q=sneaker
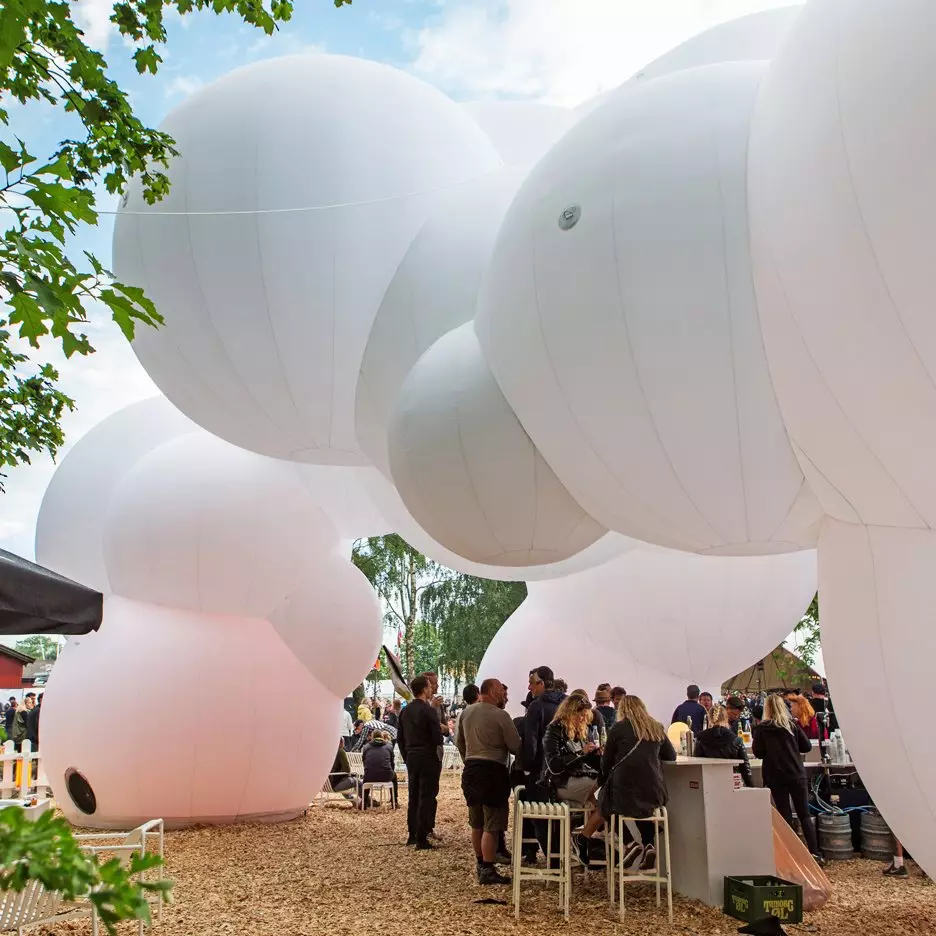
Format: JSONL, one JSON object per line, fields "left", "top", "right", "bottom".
{"left": 639, "top": 845, "right": 656, "bottom": 872}
{"left": 811, "top": 853, "right": 827, "bottom": 868}
{"left": 883, "top": 863, "right": 908, "bottom": 877}
{"left": 621, "top": 843, "right": 645, "bottom": 871}
{"left": 478, "top": 865, "right": 511, "bottom": 885}
{"left": 575, "top": 834, "right": 591, "bottom": 868}
{"left": 494, "top": 849, "right": 512, "bottom": 865}
{"left": 415, "top": 840, "right": 435, "bottom": 851}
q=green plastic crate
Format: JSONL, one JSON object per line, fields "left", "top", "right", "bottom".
{"left": 723, "top": 875, "right": 803, "bottom": 925}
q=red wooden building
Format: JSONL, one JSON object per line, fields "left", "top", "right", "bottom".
{"left": 0, "top": 645, "right": 36, "bottom": 689}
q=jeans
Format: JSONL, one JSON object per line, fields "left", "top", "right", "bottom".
{"left": 770, "top": 779, "right": 818, "bottom": 855}
{"left": 406, "top": 752, "right": 440, "bottom": 843}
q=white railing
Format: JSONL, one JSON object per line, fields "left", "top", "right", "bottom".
{"left": 0, "top": 740, "right": 50, "bottom": 800}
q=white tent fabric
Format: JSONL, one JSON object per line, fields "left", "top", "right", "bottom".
{"left": 388, "top": 324, "right": 604, "bottom": 567}
{"left": 113, "top": 54, "right": 502, "bottom": 466}
{"left": 477, "top": 62, "right": 821, "bottom": 555}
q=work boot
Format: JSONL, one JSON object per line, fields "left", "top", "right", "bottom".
{"left": 478, "top": 863, "right": 511, "bottom": 885}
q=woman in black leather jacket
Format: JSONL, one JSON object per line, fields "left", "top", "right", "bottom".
{"left": 540, "top": 694, "right": 601, "bottom": 806}
{"left": 696, "top": 703, "right": 754, "bottom": 787}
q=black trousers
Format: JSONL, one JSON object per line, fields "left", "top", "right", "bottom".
{"left": 429, "top": 754, "right": 442, "bottom": 830}
{"left": 406, "top": 753, "right": 440, "bottom": 842}
{"left": 770, "top": 779, "right": 818, "bottom": 855}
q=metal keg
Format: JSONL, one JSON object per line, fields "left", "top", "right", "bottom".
{"left": 860, "top": 811, "right": 895, "bottom": 861}
{"left": 818, "top": 813, "right": 855, "bottom": 860}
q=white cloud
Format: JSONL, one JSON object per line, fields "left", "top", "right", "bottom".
{"left": 73, "top": 0, "right": 115, "bottom": 51}
{"left": 165, "top": 74, "right": 205, "bottom": 99}
{"left": 408, "top": 0, "right": 801, "bottom": 106}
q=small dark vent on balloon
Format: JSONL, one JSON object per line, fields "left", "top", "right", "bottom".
{"left": 558, "top": 205, "right": 581, "bottom": 230}
{"left": 65, "top": 768, "right": 97, "bottom": 815}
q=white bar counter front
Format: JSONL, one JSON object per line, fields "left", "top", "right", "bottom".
{"left": 662, "top": 757, "right": 774, "bottom": 906}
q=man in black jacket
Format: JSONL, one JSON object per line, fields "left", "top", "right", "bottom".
{"left": 398, "top": 675, "right": 443, "bottom": 850}
{"left": 519, "top": 666, "right": 564, "bottom": 863}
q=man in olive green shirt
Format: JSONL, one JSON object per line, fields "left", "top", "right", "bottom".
{"left": 456, "top": 679, "right": 520, "bottom": 885}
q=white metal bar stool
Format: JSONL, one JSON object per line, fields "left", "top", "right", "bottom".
{"left": 511, "top": 792, "right": 571, "bottom": 920}
{"left": 608, "top": 807, "right": 673, "bottom": 923}
{"left": 360, "top": 781, "right": 395, "bottom": 810}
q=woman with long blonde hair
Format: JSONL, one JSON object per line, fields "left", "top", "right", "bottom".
{"left": 541, "top": 693, "right": 601, "bottom": 807}
{"left": 576, "top": 695, "right": 676, "bottom": 871}
{"left": 753, "top": 694, "right": 822, "bottom": 862}
{"left": 695, "top": 704, "right": 754, "bottom": 787}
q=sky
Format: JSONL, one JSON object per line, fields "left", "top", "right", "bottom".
{"left": 0, "top": 0, "right": 808, "bottom": 650}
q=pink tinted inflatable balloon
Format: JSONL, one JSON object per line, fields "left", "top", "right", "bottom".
{"left": 43, "top": 597, "right": 340, "bottom": 828}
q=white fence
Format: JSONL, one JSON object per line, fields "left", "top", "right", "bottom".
{"left": 0, "top": 740, "right": 50, "bottom": 800}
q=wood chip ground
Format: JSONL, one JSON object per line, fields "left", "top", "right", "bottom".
{"left": 35, "top": 776, "right": 935, "bottom": 935}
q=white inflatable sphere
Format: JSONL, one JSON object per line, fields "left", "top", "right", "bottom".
{"left": 480, "top": 543, "right": 816, "bottom": 722}
{"left": 355, "top": 168, "right": 526, "bottom": 474}
{"left": 388, "top": 324, "right": 604, "bottom": 567}
{"left": 575, "top": 4, "right": 803, "bottom": 117}
{"left": 103, "top": 433, "right": 337, "bottom": 617}
{"left": 43, "top": 597, "right": 339, "bottom": 828}
{"left": 35, "top": 397, "right": 197, "bottom": 593}
{"left": 477, "top": 607, "right": 685, "bottom": 724}
{"left": 269, "top": 557, "right": 382, "bottom": 698}
{"left": 819, "top": 519, "right": 936, "bottom": 878}
{"left": 462, "top": 102, "right": 576, "bottom": 167}
{"left": 113, "top": 54, "right": 501, "bottom": 466}
{"left": 295, "top": 462, "right": 635, "bottom": 582}
{"left": 477, "top": 62, "right": 821, "bottom": 555}
{"left": 748, "top": 0, "right": 936, "bottom": 528}
{"left": 633, "top": 4, "right": 802, "bottom": 82}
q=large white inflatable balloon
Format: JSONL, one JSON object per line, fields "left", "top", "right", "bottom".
{"left": 462, "top": 102, "right": 576, "bottom": 167}
{"left": 388, "top": 324, "right": 604, "bottom": 567}
{"left": 575, "top": 4, "right": 803, "bottom": 116}
{"left": 296, "top": 462, "right": 635, "bottom": 582}
{"left": 269, "top": 559, "right": 382, "bottom": 699}
{"left": 113, "top": 54, "right": 501, "bottom": 466}
{"left": 819, "top": 519, "right": 936, "bottom": 879}
{"left": 35, "top": 398, "right": 197, "bottom": 592}
{"left": 633, "top": 4, "right": 802, "bottom": 83}
{"left": 477, "top": 61, "right": 821, "bottom": 555}
{"left": 43, "top": 597, "right": 339, "bottom": 828}
{"left": 103, "top": 433, "right": 337, "bottom": 617}
{"left": 355, "top": 169, "right": 526, "bottom": 474}
{"left": 480, "top": 544, "right": 816, "bottom": 720}
{"left": 478, "top": 608, "right": 686, "bottom": 725}
{"left": 748, "top": 0, "right": 936, "bottom": 529}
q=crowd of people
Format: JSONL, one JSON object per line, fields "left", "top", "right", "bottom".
{"left": 2, "top": 692, "right": 41, "bottom": 750}
{"left": 330, "top": 672, "right": 843, "bottom": 885}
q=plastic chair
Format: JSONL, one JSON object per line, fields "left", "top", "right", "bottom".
{"left": 511, "top": 792, "right": 571, "bottom": 920}
{"left": 359, "top": 781, "right": 395, "bottom": 810}
{"left": 607, "top": 808, "right": 673, "bottom": 923}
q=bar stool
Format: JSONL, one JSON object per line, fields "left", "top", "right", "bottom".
{"left": 359, "top": 781, "right": 395, "bottom": 810}
{"left": 511, "top": 792, "right": 571, "bottom": 920}
{"left": 607, "top": 807, "right": 673, "bottom": 923}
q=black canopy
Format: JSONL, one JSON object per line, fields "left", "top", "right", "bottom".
{"left": 0, "top": 549, "right": 103, "bottom": 636}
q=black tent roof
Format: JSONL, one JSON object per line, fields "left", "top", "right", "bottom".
{"left": 0, "top": 549, "right": 103, "bottom": 636}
